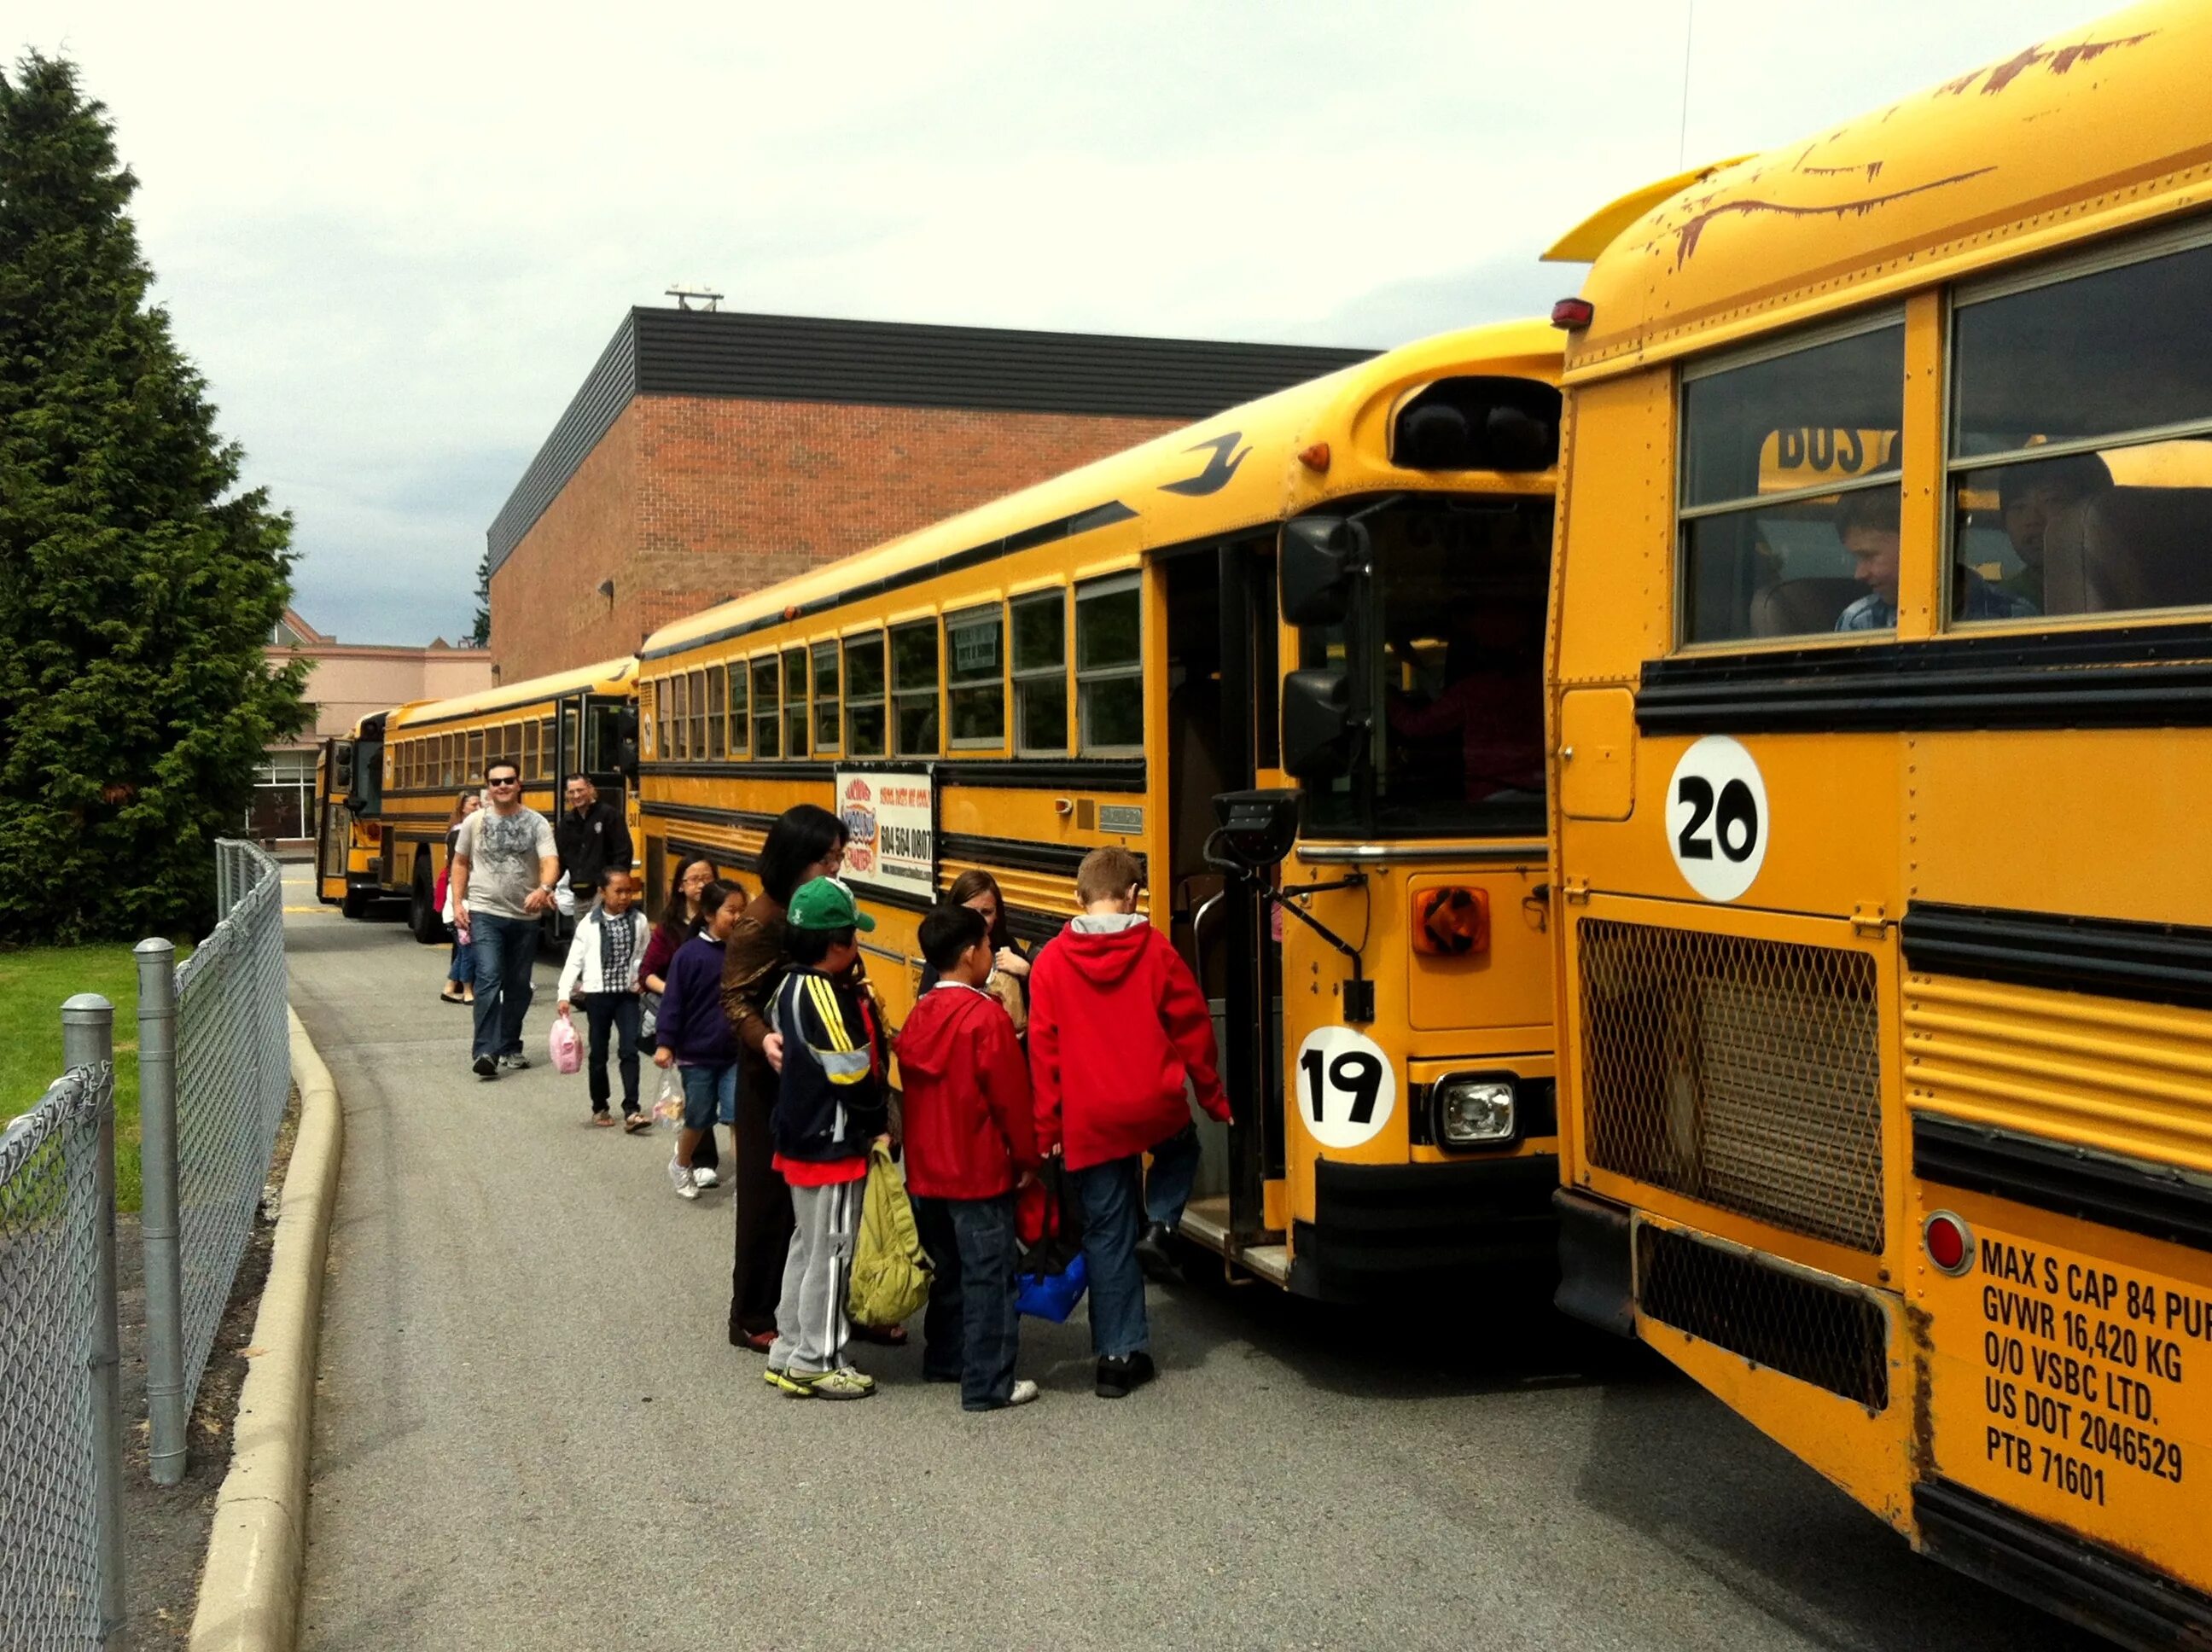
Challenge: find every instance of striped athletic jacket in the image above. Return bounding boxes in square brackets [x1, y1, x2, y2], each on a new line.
[769, 966, 886, 1165]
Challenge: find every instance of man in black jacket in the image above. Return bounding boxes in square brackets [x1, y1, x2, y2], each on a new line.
[556, 774, 633, 905]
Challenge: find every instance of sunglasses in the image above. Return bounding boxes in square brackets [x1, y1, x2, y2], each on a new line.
[488, 777, 521, 787]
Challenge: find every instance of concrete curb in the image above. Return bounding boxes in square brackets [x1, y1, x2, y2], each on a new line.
[188, 1008, 344, 1652]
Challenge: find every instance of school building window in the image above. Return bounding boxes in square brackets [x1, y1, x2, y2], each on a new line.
[845, 632, 886, 756]
[1075, 574, 1143, 754]
[246, 748, 316, 839]
[1011, 590, 1068, 756]
[892, 620, 940, 755]
[946, 604, 1005, 748]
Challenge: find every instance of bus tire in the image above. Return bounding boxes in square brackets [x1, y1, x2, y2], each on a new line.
[341, 887, 372, 921]
[410, 862, 445, 945]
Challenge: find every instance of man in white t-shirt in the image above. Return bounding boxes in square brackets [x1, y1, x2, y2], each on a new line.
[451, 759, 560, 1079]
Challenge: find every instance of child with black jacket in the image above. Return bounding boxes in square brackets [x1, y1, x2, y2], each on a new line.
[763, 877, 888, 1401]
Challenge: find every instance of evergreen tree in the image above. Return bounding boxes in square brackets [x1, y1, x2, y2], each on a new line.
[467, 549, 491, 646]
[0, 52, 306, 942]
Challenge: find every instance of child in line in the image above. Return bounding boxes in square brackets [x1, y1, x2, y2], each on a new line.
[652, 880, 741, 1200]
[1027, 846, 1228, 1399]
[897, 905, 1041, 1412]
[555, 867, 652, 1131]
[765, 877, 888, 1401]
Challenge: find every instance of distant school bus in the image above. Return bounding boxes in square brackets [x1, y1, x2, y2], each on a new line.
[314, 713, 387, 916]
[359, 660, 639, 942]
[637, 319, 1568, 1298]
[1543, 3, 2212, 1640]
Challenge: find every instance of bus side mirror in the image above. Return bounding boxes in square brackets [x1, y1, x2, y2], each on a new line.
[1281, 516, 1370, 626]
[1282, 669, 1358, 782]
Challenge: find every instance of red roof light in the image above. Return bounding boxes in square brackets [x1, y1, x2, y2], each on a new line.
[1551, 297, 1594, 330]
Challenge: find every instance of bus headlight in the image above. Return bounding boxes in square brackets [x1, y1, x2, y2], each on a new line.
[1435, 1078, 1515, 1146]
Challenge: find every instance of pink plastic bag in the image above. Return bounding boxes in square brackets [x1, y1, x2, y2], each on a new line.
[548, 1012, 583, 1075]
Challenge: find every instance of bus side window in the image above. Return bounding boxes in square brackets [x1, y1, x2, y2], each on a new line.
[751, 657, 781, 758]
[891, 621, 939, 755]
[1678, 320, 1905, 645]
[669, 674, 690, 760]
[1075, 574, 1142, 755]
[780, 649, 807, 759]
[1011, 592, 1068, 757]
[1950, 235, 2212, 623]
[706, 666, 728, 759]
[725, 664, 748, 755]
[811, 646, 840, 753]
[845, 632, 886, 756]
[946, 604, 1005, 749]
[466, 730, 485, 783]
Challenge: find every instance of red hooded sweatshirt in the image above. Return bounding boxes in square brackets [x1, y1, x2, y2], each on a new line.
[894, 982, 1040, 1200]
[1028, 914, 1229, 1172]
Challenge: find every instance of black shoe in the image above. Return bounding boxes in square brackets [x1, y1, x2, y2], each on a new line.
[472, 1054, 498, 1079]
[1133, 1222, 1183, 1284]
[1094, 1351, 1157, 1399]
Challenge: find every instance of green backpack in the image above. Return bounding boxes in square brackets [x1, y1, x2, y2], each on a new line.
[847, 1139, 934, 1329]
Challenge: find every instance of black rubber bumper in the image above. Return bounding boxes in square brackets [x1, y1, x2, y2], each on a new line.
[1287, 1155, 1559, 1302]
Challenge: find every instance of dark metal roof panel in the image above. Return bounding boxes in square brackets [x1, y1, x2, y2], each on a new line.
[486, 308, 1374, 573]
[630, 306, 1373, 419]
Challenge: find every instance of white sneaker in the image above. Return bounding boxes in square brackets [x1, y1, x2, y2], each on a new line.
[690, 1166, 720, 1190]
[1005, 1379, 1040, 1407]
[677, 1178, 701, 1201]
[667, 1156, 692, 1195]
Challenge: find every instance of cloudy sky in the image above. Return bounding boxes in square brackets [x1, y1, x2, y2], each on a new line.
[15, 0, 2101, 643]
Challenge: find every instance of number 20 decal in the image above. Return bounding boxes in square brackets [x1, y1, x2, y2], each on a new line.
[1666, 736, 1770, 902]
[1294, 1027, 1397, 1150]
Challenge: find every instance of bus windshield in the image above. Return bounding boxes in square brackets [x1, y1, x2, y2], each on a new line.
[1301, 495, 1550, 837]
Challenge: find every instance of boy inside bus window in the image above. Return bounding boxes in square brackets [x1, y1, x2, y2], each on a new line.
[1834, 486, 2035, 631]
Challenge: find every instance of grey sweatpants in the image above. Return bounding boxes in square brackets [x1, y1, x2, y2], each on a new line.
[768, 1172, 867, 1376]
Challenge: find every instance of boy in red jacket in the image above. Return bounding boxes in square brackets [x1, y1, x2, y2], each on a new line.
[1028, 846, 1228, 1399]
[897, 905, 1043, 1411]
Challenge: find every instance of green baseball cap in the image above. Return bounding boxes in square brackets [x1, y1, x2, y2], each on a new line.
[787, 876, 876, 933]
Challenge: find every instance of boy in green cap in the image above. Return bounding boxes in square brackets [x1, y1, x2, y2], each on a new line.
[764, 877, 889, 1400]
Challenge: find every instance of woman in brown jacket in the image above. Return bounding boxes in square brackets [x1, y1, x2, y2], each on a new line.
[719, 803, 852, 1349]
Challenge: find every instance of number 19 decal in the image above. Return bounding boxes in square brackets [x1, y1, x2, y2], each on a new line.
[1295, 1027, 1397, 1150]
[1666, 735, 1770, 902]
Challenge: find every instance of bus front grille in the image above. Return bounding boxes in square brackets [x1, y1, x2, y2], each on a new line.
[1578, 918, 1884, 1253]
[1636, 1222, 1889, 1410]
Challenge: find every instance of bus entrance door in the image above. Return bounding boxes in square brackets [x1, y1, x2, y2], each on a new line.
[1162, 543, 1285, 1279]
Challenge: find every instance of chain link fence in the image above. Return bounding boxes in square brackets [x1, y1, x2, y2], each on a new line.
[0, 1059, 125, 1649]
[168, 841, 292, 1412]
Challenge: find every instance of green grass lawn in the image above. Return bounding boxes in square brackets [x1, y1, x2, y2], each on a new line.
[0, 941, 192, 1213]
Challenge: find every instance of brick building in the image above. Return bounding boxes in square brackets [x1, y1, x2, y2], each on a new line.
[486, 307, 1372, 680]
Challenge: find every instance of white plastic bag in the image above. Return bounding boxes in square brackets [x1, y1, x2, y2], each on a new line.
[652, 1065, 684, 1129]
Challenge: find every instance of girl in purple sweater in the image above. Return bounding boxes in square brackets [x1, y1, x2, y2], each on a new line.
[653, 881, 742, 1201]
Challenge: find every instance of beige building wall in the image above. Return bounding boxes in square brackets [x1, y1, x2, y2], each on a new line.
[257, 611, 493, 851]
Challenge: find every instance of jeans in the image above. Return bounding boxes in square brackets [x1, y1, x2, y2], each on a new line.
[447, 936, 475, 988]
[469, 912, 540, 1062]
[581, 992, 641, 1114]
[1070, 1155, 1148, 1360]
[1144, 1121, 1202, 1231]
[913, 1192, 1022, 1410]
[678, 1062, 737, 1132]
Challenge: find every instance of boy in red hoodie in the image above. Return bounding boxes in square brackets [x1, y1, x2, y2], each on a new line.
[897, 905, 1043, 1411]
[1028, 846, 1228, 1399]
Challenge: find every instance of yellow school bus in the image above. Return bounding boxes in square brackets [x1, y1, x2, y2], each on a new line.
[1544, 3, 2212, 1638]
[314, 713, 387, 916]
[370, 659, 639, 942]
[637, 319, 1566, 1299]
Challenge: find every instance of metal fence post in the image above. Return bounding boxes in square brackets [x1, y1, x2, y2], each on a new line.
[135, 939, 188, 1486]
[61, 993, 128, 1649]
